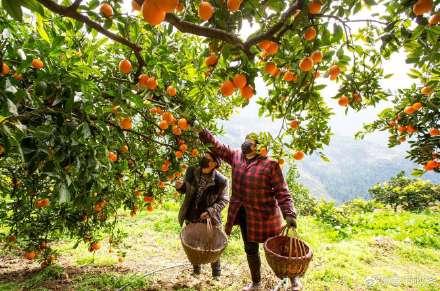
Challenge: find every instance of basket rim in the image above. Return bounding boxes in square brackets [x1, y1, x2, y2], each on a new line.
[180, 224, 228, 253]
[263, 236, 313, 261]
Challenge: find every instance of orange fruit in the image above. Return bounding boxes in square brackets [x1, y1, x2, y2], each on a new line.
[205, 54, 218, 66]
[177, 118, 188, 130]
[157, 0, 179, 12]
[428, 13, 440, 26]
[199, 1, 215, 21]
[259, 147, 268, 157]
[352, 92, 362, 103]
[120, 117, 132, 130]
[241, 85, 254, 100]
[404, 106, 416, 115]
[258, 40, 272, 51]
[406, 125, 416, 133]
[311, 50, 323, 63]
[266, 42, 279, 55]
[227, 0, 242, 12]
[328, 65, 341, 78]
[1, 62, 9, 75]
[162, 111, 174, 123]
[147, 205, 154, 212]
[265, 62, 278, 76]
[278, 158, 285, 166]
[175, 150, 183, 158]
[429, 128, 439, 136]
[424, 160, 438, 171]
[290, 120, 300, 129]
[100, 3, 113, 18]
[421, 86, 432, 96]
[299, 57, 314, 72]
[179, 143, 188, 152]
[304, 27, 317, 41]
[412, 102, 423, 111]
[308, 1, 322, 14]
[191, 148, 199, 157]
[119, 145, 129, 154]
[161, 162, 169, 172]
[293, 151, 304, 160]
[220, 80, 235, 96]
[283, 70, 297, 82]
[138, 74, 149, 87]
[412, 0, 433, 16]
[146, 77, 157, 90]
[144, 196, 154, 203]
[338, 95, 349, 107]
[159, 120, 169, 130]
[398, 125, 406, 133]
[36, 198, 49, 208]
[119, 59, 132, 74]
[108, 151, 118, 162]
[13, 72, 23, 80]
[24, 251, 36, 260]
[32, 58, 44, 69]
[142, 1, 166, 26]
[233, 74, 247, 89]
[166, 85, 177, 96]
[132, 0, 142, 11]
[172, 125, 182, 135]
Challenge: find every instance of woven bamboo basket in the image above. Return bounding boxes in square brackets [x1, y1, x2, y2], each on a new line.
[180, 218, 228, 265]
[264, 226, 313, 279]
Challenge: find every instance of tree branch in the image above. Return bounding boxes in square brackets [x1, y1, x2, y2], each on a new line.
[244, 0, 304, 50]
[36, 0, 145, 75]
[68, 0, 82, 10]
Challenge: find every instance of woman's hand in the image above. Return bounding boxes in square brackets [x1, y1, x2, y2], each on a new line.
[199, 211, 210, 220]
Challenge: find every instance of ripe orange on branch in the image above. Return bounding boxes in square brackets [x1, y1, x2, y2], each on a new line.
[89, 241, 101, 252]
[220, 80, 235, 96]
[311, 50, 323, 63]
[293, 151, 305, 160]
[35, 198, 49, 208]
[412, 102, 423, 111]
[142, 0, 166, 26]
[328, 64, 341, 79]
[159, 120, 169, 130]
[205, 54, 218, 66]
[199, 1, 215, 21]
[412, 0, 433, 16]
[1, 62, 10, 75]
[429, 128, 440, 136]
[227, 0, 242, 12]
[108, 151, 118, 162]
[421, 86, 432, 96]
[290, 120, 300, 129]
[100, 3, 113, 18]
[338, 95, 349, 107]
[429, 13, 440, 26]
[283, 70, 297, 82]
[119, 59, 132, 74]
[31, 58, 44, 69]
[146, 77, 158, 90]
[120, 117, 133, 130]
[138, 74, 149, 87]
[265, 62, 278, 76]
[304, 27, 317, 41]
[24, 251, 37, 260]
[404, 106, 416, 115]
[241, 85, 254, 100]
[308, 1, 322, 14]
[299, 57, 314, 72]
[167, 85, 177, 96]
[119, 145, 129, 154]
[233, 74, 247, 89]
[424, 160, 438, 171]
[177, 118, 189, 130]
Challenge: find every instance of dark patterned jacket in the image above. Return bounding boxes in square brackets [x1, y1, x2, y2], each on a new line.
[177, 166, 229, 226]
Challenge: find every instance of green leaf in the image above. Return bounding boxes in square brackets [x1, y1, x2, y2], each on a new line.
[36, 13, 51, 44]
[411, 168, 424, 177]
[2, 0, 23, 21]
[17, 0, 45, 16]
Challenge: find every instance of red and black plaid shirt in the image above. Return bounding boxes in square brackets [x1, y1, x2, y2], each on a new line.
[200, 129, 296, 243]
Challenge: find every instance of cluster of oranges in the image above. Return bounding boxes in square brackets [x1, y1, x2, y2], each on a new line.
[220, 73, 254, 100]
[1, 58, 44, 81]
[35, 198, 50, 208]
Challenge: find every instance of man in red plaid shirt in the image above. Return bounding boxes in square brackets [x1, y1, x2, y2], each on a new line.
[199, 129, 297, 291]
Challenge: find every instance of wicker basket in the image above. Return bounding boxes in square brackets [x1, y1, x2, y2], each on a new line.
[264, 226, 313, 279]
[180, 218, 228, 265]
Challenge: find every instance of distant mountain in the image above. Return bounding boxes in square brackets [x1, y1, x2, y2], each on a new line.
[296, 136, 440, 203]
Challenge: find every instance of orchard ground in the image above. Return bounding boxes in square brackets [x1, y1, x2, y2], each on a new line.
[1, 200, 439, 291]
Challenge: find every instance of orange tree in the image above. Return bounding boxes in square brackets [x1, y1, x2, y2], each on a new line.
[0, 0, 438, 263]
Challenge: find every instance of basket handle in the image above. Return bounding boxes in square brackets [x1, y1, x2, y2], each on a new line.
[206, 217, 212, 232]
[281, 225, 303, 259]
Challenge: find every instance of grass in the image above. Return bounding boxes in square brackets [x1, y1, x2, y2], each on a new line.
[1, 201, 439, 290]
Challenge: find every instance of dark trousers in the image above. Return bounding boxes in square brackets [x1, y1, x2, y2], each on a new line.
[193, 260, 221, 276]
[237, 207, 261, 283]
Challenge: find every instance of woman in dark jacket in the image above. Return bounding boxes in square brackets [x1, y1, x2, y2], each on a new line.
[175, 151, 229, 279]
